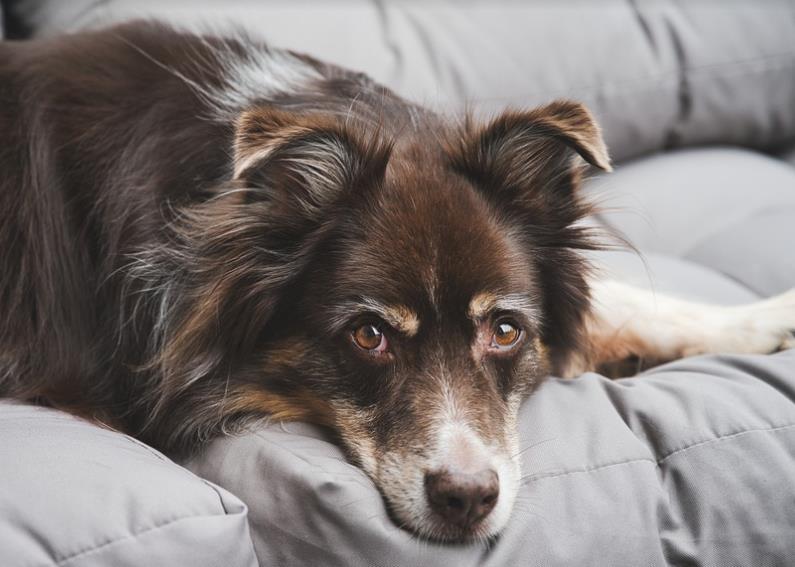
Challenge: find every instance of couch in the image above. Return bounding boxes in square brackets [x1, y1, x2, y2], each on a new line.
[1, 1, 794, 566]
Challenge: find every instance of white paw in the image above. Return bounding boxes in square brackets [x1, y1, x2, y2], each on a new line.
[724, 289, 795, 353]
[688, 288, 795, 356]
[757, 288, 795, 352]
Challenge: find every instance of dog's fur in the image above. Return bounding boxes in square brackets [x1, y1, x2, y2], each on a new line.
[1, 22, 794, 542]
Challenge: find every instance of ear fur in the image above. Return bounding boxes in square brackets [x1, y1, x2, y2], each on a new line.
[464, 99, 611, 178]
[233, 108, 392, 216]
[449, 100, 611, 373]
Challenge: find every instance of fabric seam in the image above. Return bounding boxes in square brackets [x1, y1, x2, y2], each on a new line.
[54, 511, 240, 566]
[522, 422, 795, 484]
[657, 422, 795, 464]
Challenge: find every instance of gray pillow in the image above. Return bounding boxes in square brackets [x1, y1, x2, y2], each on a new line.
[0, 402, 258, 567]
[187, 350, 795, 566]
[586, 147, 795, 296]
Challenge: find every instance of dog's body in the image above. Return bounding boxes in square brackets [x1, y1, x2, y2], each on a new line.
[2, 22, 794, 541]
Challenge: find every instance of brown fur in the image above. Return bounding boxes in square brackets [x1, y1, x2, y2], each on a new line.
[0, 21, 611, 541]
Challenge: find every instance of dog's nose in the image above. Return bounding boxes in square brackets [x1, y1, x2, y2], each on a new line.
[424, 468, 499, 527]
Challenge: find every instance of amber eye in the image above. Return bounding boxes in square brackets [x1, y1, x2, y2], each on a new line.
[492, 321, 521, 349]
[352, 323, 387, 352]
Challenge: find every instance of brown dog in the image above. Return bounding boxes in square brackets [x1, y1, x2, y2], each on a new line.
[1, 22, 793, 542]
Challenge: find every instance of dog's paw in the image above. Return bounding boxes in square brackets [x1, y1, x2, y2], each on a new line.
[761, 288, 795, 352]
[737, 288, 795, 353]
[683, 288, 795, 357]
[780, 332, 795, 352]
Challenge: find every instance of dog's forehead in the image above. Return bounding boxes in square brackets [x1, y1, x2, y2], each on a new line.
[335, 166, 535, 313]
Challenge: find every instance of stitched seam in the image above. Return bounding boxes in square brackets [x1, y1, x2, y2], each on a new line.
[54, 512, 233, 566]
[521, 457, 656, 484]
[522, 423, 795, 484]
[657, 422, 795, 464]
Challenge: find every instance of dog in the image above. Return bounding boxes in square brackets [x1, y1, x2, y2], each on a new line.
[1, 22, 794, 543]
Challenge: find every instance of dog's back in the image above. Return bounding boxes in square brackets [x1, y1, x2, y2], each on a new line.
[0, 24, 318, 415]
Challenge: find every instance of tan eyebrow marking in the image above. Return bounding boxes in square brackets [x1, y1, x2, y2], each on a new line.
[469, 292, 498, 320]
[468, 292, 540, 322]
[378, 303, 420, 336]
[331, 299, 420, 336]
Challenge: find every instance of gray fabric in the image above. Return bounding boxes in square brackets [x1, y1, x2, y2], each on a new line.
[584, 146, 795, 299]
[6, 0, 795, 162]
[586, 146, 795, 256]
[187, 350, 795, 566]
[0, 402, 258, 567]
[586, 249, 760, 305]
[685, 207, 795, 297]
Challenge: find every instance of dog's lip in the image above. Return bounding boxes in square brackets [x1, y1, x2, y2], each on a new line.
[418, 515, 500, 544]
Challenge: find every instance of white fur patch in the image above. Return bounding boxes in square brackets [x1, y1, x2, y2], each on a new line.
[576, 280, 795, 376]
[212, 47, 322, 117]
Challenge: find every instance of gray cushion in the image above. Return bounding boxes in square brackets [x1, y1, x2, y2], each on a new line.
[0, 402, 258, 567]
[6, 0, 795, 162]
[586, 147, 795, 297]
[187, 350, 795, 566]
[586, 249, 760, 305]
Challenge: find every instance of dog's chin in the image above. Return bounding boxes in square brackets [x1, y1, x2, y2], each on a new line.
[409, 512, 506, 544]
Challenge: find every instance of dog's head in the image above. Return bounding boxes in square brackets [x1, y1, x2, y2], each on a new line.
[154, 100, 609, 541]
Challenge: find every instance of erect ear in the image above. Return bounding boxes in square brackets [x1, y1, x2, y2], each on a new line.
[449, 100, 610, 373]
[450, 99, 610, 232]
[232, 108, 392, 217]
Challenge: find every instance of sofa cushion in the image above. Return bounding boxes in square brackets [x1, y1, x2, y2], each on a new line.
[586, 249, 760, 305]
[586, 147, 795, 296]
[0, 402, 258, 567]
[187, 350, 795, 566]
[5, 0, 795, 162]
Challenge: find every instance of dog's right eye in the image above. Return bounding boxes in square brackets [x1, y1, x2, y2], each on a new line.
[352, 323, 388, 353]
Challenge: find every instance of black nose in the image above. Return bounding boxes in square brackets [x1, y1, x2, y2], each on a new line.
[424, 468, 499, 527]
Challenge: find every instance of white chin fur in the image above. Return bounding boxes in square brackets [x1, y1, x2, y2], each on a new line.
[374, 420, 520, 542]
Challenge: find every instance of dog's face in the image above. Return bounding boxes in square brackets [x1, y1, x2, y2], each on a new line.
[161, 100, 609, 541]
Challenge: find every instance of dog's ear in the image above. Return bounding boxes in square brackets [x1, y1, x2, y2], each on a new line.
[232, 108, 391, 215]
[450, 100, 610, 231]
[449, 100, 610, 373]
[149, 111, 391, 409]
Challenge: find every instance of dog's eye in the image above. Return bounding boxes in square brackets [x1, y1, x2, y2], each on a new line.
[352, 323, 388, 352]
[491, 321, 521, 349]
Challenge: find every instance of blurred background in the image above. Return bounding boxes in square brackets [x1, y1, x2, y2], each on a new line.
[3, 0, 795, 164]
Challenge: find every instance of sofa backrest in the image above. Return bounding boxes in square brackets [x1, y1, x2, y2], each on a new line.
[4, 0, 795, 163]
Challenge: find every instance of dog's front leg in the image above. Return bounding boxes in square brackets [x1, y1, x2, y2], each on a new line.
[561, 280, 795, 378]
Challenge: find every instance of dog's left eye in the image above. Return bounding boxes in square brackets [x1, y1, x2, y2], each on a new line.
[352, 323, 388, 352]
[491, 321, 522, 349]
